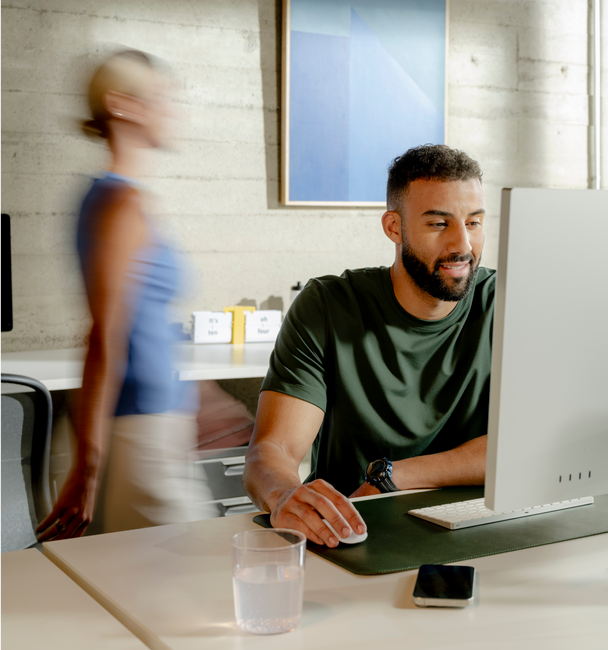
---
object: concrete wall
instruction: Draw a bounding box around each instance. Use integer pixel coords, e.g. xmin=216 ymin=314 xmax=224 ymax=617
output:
xmin=449 ymin=0 xmax=604 ymax=257
xmin=2 ymin=0 xmax=606 ymax=353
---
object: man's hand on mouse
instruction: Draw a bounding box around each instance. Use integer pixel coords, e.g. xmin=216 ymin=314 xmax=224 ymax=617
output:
xmin=269 ymin=479 xmax=366 ymax=547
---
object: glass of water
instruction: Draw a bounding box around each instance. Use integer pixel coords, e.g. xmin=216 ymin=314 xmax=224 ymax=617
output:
xmin=231 ymin=529 xmax=306 ymax=634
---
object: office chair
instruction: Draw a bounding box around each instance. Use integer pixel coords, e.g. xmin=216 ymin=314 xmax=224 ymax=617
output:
xmin=1 ymin=373 xmax=53 ymax=552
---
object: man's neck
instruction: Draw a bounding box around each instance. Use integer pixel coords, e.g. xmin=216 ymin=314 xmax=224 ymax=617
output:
xmin=389 ymin=262 xmax=458 ymax=321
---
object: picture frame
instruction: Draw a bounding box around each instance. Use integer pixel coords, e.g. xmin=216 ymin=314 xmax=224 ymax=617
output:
xmin=281 ymin=0 xmax=449 ymax=206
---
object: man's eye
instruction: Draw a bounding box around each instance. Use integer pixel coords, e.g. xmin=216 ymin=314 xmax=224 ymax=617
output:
xmin=468 ymin=221 xmax=482 ymax=228
xmin=430 ymin=222 xmax=447 ymax=229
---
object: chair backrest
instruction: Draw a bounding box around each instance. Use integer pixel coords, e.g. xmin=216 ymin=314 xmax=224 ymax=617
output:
xmin=1 ymin=374 xmax=53 ymax=552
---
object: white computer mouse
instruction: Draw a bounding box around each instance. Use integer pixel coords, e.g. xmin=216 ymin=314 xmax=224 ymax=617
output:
xmin=322 ymin=519 xmax=368 ymax=544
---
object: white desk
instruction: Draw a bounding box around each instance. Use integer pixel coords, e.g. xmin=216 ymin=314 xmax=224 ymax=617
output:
xmin=42 ymin=503 xmax=608 ymax=650
xmin=173 ymin=341 xmax=273 ymax=381
xmin=1 ymin=348 xmax=86 ymax=391
xmin=1 ymin=548 xmax=148 ymax=649
xmin=1 ymin=342 xmax=274 ymax=391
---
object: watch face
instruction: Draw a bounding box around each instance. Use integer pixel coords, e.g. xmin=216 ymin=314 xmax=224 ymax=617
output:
xmin=368 ymin=458 xmax=387 ymax=480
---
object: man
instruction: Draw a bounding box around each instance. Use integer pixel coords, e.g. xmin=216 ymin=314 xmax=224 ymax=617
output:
xmin=243 ymin=145 xmax=494 ymax=548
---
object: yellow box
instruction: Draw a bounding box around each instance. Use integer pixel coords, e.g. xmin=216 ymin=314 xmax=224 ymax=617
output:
xmin=223 ymin=306 xmax=256 ymax=344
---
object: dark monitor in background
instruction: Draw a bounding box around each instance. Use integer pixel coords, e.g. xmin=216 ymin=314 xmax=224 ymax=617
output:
xmin=2 ymin=213 xmax=13 ymax=332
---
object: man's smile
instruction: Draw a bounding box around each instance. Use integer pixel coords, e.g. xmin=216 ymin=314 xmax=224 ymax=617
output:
xmin=438 ymin=261 xmax=471 ymax=278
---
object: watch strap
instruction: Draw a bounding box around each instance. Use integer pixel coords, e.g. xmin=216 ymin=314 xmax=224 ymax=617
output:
xmin=365 ymin=458 xmax=399 ymax=493
xmin=376 ymin=475 xmax=399 ymax=493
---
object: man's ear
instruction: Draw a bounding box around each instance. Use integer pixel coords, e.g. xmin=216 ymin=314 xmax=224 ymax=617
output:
xmin=103 ymin=91 xmax=147 ymax=125
xmin=381 ymin=210 xmax=403 ymax=244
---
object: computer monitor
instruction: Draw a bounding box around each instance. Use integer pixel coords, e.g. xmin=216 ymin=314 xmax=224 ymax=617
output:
xmin=485 ymin=188 xmax=608 ymax=512
xmin=1 ymin=213 xmax=13 ymax=332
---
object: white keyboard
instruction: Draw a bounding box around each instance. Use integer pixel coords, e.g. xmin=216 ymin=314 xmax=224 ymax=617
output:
xmin=408 ymin=496 xmax=594 ymax=530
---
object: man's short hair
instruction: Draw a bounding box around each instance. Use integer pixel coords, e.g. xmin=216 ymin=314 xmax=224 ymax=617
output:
xmin=387 ymin=144 xmax=482 ymax=211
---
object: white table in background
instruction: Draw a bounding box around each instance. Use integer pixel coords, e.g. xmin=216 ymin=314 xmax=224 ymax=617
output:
xmin=173 ymin=341 xmax=273 ymax=381
xmin=1 ymin=348 xmax=85 ymax=391
xmin=1 ymin=342 xmax=274 ymax=391
xmin=42 ymin=495 xmax=608 ymax=650
xmin=1 ymin=548 xmax=148 ymax=649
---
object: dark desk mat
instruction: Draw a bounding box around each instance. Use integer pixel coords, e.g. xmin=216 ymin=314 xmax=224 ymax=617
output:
xmin=253 ymin=487 xmax=608 ymax=575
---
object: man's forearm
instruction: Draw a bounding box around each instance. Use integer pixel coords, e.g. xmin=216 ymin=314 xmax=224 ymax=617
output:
xmin=242 ymin=391 xmax=365 ymax=547
xmin=392 ymin=435 xmax=487 ymax=489
xmin=243 ymin=440 xmax=303 ymax=513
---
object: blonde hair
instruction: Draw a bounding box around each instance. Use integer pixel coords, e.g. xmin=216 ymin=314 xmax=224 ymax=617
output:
xmin=82 ymin=50 xmax=155 ymax=138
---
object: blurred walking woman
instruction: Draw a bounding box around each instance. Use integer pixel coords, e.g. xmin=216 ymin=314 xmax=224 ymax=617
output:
xmin=37 ymin=50 xmax=213 ymax=540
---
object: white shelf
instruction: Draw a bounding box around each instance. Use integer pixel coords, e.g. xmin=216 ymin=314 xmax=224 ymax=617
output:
xmin=1 ymin=342 xmax=274 ymax=391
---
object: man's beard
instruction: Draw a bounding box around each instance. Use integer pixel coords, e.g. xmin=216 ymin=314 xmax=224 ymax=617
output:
xmin=400 ymin=239 xmax=480 ymax=302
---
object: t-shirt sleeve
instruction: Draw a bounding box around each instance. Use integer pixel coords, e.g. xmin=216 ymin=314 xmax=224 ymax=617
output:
xmin=261 ymin=281 xmax=328 ymax=412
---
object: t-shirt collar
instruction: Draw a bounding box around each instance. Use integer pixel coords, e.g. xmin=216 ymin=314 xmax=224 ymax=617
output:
xmin=381 ymin=266 xmax=471 ymax=332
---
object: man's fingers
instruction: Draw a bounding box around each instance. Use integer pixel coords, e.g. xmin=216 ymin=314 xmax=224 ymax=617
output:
xmin=272 ymin=492 xmax=339 ymax=546
xmin=270 ymin=509 xmax=325 ymax=546
xmin=277 ymin=487 xmax=343 ymax=546
xmin=293 ymin=502 xmax=341 ymax=547
xmin=300 ymin=480 xmax=367 ymax=536
xmin=272 ymin=481 xmax=366 ymax=547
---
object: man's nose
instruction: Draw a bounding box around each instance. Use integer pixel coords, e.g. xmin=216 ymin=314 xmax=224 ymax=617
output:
xmin=446 ymin=223 xmax=473 ymax=256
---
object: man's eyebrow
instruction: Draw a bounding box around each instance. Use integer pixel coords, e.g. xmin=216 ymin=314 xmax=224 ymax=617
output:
xmin=422 ymin=210 xmax=452 ymax=217
xmin=421 ymin=209 xmax=486 ymax=217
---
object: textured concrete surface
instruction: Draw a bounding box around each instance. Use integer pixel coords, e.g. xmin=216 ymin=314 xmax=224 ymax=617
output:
xmin=1 ymin=0 xmax=606 ymax=353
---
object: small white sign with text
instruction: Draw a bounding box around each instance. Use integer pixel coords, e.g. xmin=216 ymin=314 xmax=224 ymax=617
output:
xmin=245 ymin=310 xmax=282 ymax=342
xmin=192 ymin=311 xmax=233 ymax=344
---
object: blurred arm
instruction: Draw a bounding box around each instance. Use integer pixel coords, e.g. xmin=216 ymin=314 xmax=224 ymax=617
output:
xmin=37 ymin=187 xmax=146 ymax=540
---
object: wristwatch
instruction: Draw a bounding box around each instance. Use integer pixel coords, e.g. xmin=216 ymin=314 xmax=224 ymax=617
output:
xmin=364 ymin=457 xmax=399 ymax=493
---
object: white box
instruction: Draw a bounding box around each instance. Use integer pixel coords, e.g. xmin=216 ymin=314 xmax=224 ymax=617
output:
xmin=192 ymin=311 xmax=233 ymax=344
xmin=244 ymin=310 xmax=282 ymax=343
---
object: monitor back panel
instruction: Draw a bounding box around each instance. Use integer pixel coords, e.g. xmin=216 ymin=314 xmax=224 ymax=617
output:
xmin=485 ymin=188 xmax=608 ymax=512
xmin=0 ymin=214 xmax=13 ymax=332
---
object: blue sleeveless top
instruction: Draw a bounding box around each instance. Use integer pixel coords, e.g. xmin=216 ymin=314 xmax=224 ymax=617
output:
xmin=77 ymin=173 xmax=190 ymax=416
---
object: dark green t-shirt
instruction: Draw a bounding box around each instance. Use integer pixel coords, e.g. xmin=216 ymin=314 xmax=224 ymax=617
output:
xmin=262 ymin=266 xmax=496 ymax=495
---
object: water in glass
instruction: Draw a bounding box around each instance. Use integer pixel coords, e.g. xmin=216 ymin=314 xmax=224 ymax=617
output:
xmin=233 ymin=563 xmax=304 ymax=634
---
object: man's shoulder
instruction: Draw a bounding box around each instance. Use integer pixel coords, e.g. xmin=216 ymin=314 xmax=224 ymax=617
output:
xmin=307 ymin=267 xmax=388 ymax=298
xmin=472 ymin=266 xmax=496 ymax=310
xmin=475 ymin=266 xmax=496 ymax=284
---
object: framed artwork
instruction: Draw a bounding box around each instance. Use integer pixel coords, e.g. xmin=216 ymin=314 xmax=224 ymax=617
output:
xmin=281 ymin=0 xmax=448 ymax=206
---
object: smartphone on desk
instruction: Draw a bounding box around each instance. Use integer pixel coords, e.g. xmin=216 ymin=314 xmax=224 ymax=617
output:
xmin=412 ymin=564 xmax=477 ymax=608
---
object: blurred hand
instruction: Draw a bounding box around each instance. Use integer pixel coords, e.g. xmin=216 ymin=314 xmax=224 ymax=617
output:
xmin=269 ymin=479 xmax=366 ymax=548
xmin=36 ymin=468 xmax=98 ymax=542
